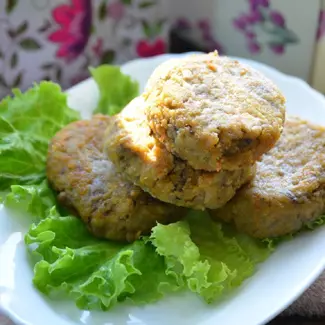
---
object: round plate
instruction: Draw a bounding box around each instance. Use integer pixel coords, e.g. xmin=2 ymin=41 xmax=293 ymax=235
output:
xmin=1 ymin=53 xmax=325 ymax=325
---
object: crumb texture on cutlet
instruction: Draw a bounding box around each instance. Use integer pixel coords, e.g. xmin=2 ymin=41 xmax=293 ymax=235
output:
xmin=104 ymin=96 xmax=256 ymax=210
xmin=46 ymin=115 xmax=183 ymax=242
xmin=144 ymin=51 xmax=286 ymax=171
xmin=210 ymin=116 xmax=325 ymax=238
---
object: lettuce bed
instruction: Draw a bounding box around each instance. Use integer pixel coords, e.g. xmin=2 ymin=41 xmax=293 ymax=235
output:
xmin=0 ymin=65 xmax=320 ymax=311
xmin=4 ymin=181 xmax=271 ymax=310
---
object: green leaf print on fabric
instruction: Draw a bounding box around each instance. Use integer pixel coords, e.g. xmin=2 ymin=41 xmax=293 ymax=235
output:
xmin=6 ymin=0 xmax=19 ymax=14
xmin=19 ymin=38 xmax=42 ymax=50
xmin=233 ymin=0 xmax=299 ymax=55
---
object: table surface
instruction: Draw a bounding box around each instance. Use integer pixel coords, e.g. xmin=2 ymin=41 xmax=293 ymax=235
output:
xmin=2 ymin=312 xmax=325 ymax=325
xmin=268 ymin=316 xmax=325 ymax=325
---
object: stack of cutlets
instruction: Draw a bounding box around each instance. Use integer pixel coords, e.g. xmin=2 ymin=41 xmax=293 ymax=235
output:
xmin=105 ymin=51 xmax=286 ymax=212
xmin=48 ymin=51 xmax=325 ymax=242
xmin=105 ymin=51 xmax=325 ymax=238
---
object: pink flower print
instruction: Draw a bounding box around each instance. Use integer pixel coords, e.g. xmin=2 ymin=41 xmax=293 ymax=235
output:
xmin=48 ymin=0 xmax=92 ymax=62
xmin=245 ymin=31 xmax=256 ymax=40
xmin=92 ymin=38 xmax=103 ymax=57
xmin=317 ymin=10 xmax=325 ymax=40
xmin=269 ymin=44 xmax=284 ymax=54
xmin=175 ymin=18 xmax=191 ymax=30
xmin=249 ymin=0 xmax=269 ymax=10
xmin=198 ymin=20 xmax=210 ymax=31
xmin=248 ymin=41 xmax=261 ymax=54
xmin=270 ymin=11 xmax=285 ymax=27
xmin=198 ymin=19 xmax=212 ymax=41
xmin=233 ymin=1 xmax=298 ymax=56
xmin=136 ymin=38 xmax=166 ymax=58
xmin=233 ymin=12 xmax=262 ymax=31
xmin=247 ymin=10 xmax=263 ymax=24
xmin=233 ymin=16 xmax=248 ymax=30
xmin=108 ymin=1 xmax=125 ymax=21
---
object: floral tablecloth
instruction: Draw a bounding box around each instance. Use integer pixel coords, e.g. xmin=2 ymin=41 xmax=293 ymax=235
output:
xmin=0 ymin=0 xmax=169 ymax=98
xmin=1 ymin=0 xmax=325 ymax=97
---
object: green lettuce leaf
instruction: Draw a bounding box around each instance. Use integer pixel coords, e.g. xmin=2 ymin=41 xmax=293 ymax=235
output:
xmin=4 ymin=180 xmax=54 ymax=220
xmin=150 ymin=210 xmax=272 ymax=303
xmin=0 ymin=82 xmax=80 ymax=190
xmin=5 ymin=182 xmax=179 ymax=310
xmin=90 ymin=65 xmax=139 ymax=115
xmin=5 ymin=181 xmax=325 ymax=311
xmin=26 ymin=212 xmax=179 ymax=310
xmin=4 ymin=182 xmax=272 ymax=310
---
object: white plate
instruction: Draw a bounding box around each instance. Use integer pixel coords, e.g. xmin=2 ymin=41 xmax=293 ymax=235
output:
xmin=1 ymin=53 xmax=325 ymax=325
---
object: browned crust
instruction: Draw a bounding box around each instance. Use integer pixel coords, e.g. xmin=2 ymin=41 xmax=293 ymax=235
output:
xmin=47 ymin=115 xmax=184 ymax=242
xmin=144 ymin=51 xmax=285 ymax=171
xmin=210 ymin=116 xmax=325 ymax=238
xmin=104 ymin=97 xmax=256 ymax=210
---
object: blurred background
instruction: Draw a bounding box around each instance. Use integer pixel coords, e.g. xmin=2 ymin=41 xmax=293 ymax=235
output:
xmin=0 ymin=0 xmax=324 ymax=98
